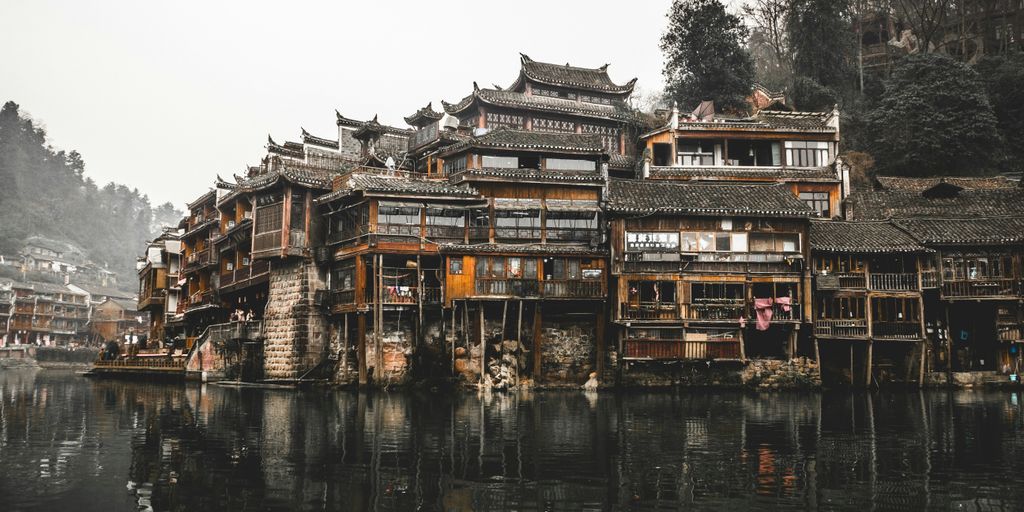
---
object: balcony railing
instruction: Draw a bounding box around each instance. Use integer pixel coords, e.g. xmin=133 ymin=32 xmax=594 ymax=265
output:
xmin=999 ymin=326 xmax=1022 ymax=342
xmin=814 ymin=318 xmax=868 ymax=338
xmin=494 ymin=228 xmax=542 ymax=242
xmin=621 ymin=302 xmax=681 ymax=320
xmin=475 ymin=279 xmax=541 ymax=297
xmin=921 ymin=270 xmax=939 ymax=288
xmin=869 ymin=273 xmax=919 ymax=291
xmin=770 ymin=301 xmax=801 ymax=321
xmin=545 ymin=228 xmax=600 ymax=243
xmin=942 ymin=278 xmax=1021 ymax=298
xmin=624 ymin=338 xmax=741 ymax=360
xmin=253 ymin=230 xmax=282 ymax=254
xmin=184 ymin=249 xmax=212 ymax=271
xmin=219 ymin=260 xmax=271 ymax=291
xmin=542 ymin=280 xmax=603 ymax=298
xmin=332 ymin=289 xmax=356 ymax=306
xmin=872 ymin=321 xmax=922 ymax=340
xmin=682 ymin=300 xmax=745 ymax=321
xmin=816 ymin=272 xmax=866 ymax=290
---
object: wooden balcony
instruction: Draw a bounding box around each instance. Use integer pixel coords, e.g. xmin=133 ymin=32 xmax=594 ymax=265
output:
xmin=872 ymin=321 xmax=923 ymax=340
xmin=921 ymin=270 xmax=939 ymax=289
xmin=545 ymin=228 xmax=600 ymax=244
xmin=621 ymin=302 xmax=680 ymax=321
xmin=137 ymin=292 xmax=165 ymax=310
xmin=624 ymin=338 xmax=741 ymax=360
xmin=770 ymin=301 xmax=801 ymax=321
xmin=218 ymin=260 xmax=271 ymax=293
xmin=999 ymin=325 xmax=1022 ymax=342
xmin=869 ymin=273 xmax=919 ymax=292
xmin=814 ymin=318 xmax=868 ymax=338
xmin=183 ymin=249 xmax=214 ymax=273
xmin=185 ymin=290 xmax=218 ymax=313
xmin=942 ymin=279 xmax=1021 ymax=299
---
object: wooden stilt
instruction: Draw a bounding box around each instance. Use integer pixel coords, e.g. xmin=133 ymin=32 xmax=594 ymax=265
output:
xmin=342 ymin=313 xmax=350 ymax=382
xmin=533 ymin=303 xmax=542 ymax=381
xmin=479 ymin=305 xmax=486 ymax=383
xmin=357 ymin=312 xmax=367 ymax=385
xmin=516 ymin=300 xmax=523 ymax=386
xmin=866 ymin=341 xmax=873 ymax=387
xmin=596 ymin=307 xmax=606 ymax=377
xmin=918 ymin=340 xmax=927 ymax=388
xmin=850 ymin=342 xmax=855 ymax=387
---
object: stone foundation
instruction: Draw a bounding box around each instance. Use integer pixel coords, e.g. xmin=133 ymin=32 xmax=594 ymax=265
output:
xmin=262 ymin=258 xmax=328 ymax=380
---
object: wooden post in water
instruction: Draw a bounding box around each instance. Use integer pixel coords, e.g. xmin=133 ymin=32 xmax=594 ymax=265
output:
xmin=479 ymin=305 xmax=486 ymax=384
xmin=866 ymin=340 xmax=873 ymax=387
xmin=533 ymin=303 xmax=543 ymax=381
xmin=357 ymin=312 xmax=367 ymax=385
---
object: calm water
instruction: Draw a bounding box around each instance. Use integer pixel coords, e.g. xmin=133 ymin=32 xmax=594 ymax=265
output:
xmin=2 ymin=370 xmax=1024 ymax=511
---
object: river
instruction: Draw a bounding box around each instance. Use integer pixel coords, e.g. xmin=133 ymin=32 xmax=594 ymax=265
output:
xmin=1 ymin=369 xmax=1023 ymax=511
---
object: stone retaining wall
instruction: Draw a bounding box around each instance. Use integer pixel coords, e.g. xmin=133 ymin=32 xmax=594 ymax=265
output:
xmin=262 ymin=258 xmax=328 ymax=379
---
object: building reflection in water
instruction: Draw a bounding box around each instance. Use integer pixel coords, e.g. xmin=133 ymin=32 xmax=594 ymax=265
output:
xmin=2 ymin=370 xmax=1024 ymax=511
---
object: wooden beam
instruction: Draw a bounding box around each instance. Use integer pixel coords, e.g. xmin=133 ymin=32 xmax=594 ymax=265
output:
xmin=357 ymin=312 xmax=367 ymax=385
xmin=866 ymin=341 xmax=873 ymax=388
xmin=918 ymin=341 xmax=927 ymax=388
xmin=479 ymin=304 xmax=486 ymax=384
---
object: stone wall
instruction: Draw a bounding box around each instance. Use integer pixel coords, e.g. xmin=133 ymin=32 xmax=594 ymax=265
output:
xmin=539 ymin=315 xmax=596 ymax=385
xmin=262 ymin=258 xmax=328 ymax=380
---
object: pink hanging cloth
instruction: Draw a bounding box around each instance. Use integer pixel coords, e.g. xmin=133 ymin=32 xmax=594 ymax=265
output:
xmin=775 ymin=296 xmax=792 ymax=312
xmin=753 ymin=298 xmax=774 ymax=331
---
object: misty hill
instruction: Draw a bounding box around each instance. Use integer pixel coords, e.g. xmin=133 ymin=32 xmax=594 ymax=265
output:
xmin=0 ymin=101 xmax=182 ymax=285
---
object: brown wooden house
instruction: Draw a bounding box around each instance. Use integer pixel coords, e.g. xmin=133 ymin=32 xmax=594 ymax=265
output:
xmin=137 ymin=229 xmax=183 ymax=342
xmin=605 ymin=179 xmax=814 ymax=370
xmin=179 ymin=190 xmax=225 ymax=343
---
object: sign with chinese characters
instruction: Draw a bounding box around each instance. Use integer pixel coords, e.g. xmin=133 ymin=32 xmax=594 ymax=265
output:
xmin=626 ymin=232 xmax=680 ymax=252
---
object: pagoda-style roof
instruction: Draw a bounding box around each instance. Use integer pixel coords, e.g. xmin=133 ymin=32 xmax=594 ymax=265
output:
xmin=810 ymin=220 xmax=930 ymax=253
xmin=892 ymin=217 xmax=1024 ymax=246
xmin=642 ymin=109 xmax=837 ymax=139
xmin=301 ymin=128 xmax=339 ymax=149
xmin=336 ymin=111 xmax=412 ymax=137
xmin=511 ymin=54 xmax=636 ymax=96
xmin=185 ymin=189 xmax=216 ymax=210
xmin=442 ymin=88 xmax=637 ymax=122
xmin=404 ymin=102 xmax=444 ymax=127
xmin=216 ymin=160 xmax=341 ymax=193
xmin=267 ymin=135 xmax=305 ymax=159
xmin=605 ymin=179 xmax=814 ymax=218
xmin=315 ymin=172 xmax=481 ymax=205
xmin=437 ymin=128 xmax=605 ymax=157
xmin=448 ymin=166 xmax=605 ymax=186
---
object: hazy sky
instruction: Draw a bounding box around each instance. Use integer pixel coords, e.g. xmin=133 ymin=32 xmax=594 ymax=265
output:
xmin=1 ymin=0 xmax=679 ymax=208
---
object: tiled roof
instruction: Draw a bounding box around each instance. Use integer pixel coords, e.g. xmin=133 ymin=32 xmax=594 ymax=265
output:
xmin=438 ymin=128 xmax=605 ymax=156
xmin=219 ymin=162 xmax=339 ymax=193
xmin=315 ymin=173 xmax=480 ymax=204
xmin=443 ymin=88 xmax=637 ymax=122
xmin=185 ymin=190 xmax=216 ymax=210
xmin=649 ymin=110 xmax=836 ymax=137
xmin=846 ymin=188 xmax=1024 ymax=220
xmin=267 ymin=135 xmax=305 ymax=159
xmin=438 ymin=243 xmax=607 ymax=256
xmin=810 ymin=220 xmax=930 ymax=253
xmin=876 ymin=175 xmax=1018 ymax=191
xmin=608 ymin=153 xmax=636 ymax=170
xmin=893 ymin=217 xmax=1024 ymax=245
xmin=449 ymin=167 xmax=605 ymax=185
xmin=605 ymin=179 xmax=814 ymax=217
xmin=754 ymin=110 xmax=832 ymax=131
xmin=650 ymin=165 xmax=839 ymax=182
xmin=301 ymin=128 xmax=339 ymax=149
xmin=335 ymin=111 xmax=411 ymax=136
xmin=404 ymin=102 xmax=444 ymax=126
xmin=515 ymin=54 xmax=636 ymax=95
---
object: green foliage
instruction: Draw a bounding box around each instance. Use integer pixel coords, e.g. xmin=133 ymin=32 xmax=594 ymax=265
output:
xmin=974 ymin=52 xmax=1024 ymax=174
xmin=791 ymin=76 xmax=838 ymax=111
xmin=864 ymin=54 xmax=1002 ymax=177
xmin=786 ymin=0 xmax=856 ymax=91
xmin=661 ymin=0 xmax=755 ymax=112
xmin=0 ymin=101 xmax=183 ymax=281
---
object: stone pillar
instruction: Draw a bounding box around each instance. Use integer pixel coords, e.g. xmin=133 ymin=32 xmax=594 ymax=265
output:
xmin=262 ymin=258 xmax=328 ymax=380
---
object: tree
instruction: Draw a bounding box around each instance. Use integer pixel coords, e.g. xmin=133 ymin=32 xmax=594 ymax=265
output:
xmin=661 ymin=0 xmax=756 ymax=112
xmin=974 ymin=52 xmax=1024 ymax=174
xmin=743 ymin=0 xmax=791 ymax=88
xmin=864 ymin=53 xmax=1001 ymax=177
xmin=787 ymin=0 xmax=857 ymax=93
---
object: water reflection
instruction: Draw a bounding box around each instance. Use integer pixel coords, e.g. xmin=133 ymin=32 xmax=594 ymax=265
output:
xmin=2 ymin=371 xmax=1024 ymax=511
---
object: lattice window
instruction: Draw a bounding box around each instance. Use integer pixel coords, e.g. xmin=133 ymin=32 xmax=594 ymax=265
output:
xmin=582 ymin=124 xmax=620 ymax=154
xmin=485 ymin=112 xmax=524 ymax=130
xmin=532 ymin=117 xmax=575 ymax=133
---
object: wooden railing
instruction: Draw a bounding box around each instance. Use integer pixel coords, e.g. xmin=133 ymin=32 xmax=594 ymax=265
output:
xmin=94 ymin=358 xmax=186 ymax=369
xmin=870 ymin=272 xmax=919 ymax=291
xmin=219 ymin=261 xmax=271 ymax=290
xmin=814 ymin=318 xmax=868 ymax=338
xmin=872 ymin=321 xmax=922 ymax=340
xmin=425 ymin=225 xmax=466 ymax=243
xmin=921 ymin=270 xmax=939 ymax=288
xmin=942 ymin=279 xmax=1021 ymax=298
xmin=184 ymin=249 xmax=212 ymax=271
xmin=623 ymin=260 xmax=682 ymax=273
xmin=542 ymin=280 xmax=603 ymax=298
xmin=475 ymin=279 xmax=541 ymax=297
xmin=332 ymin=289 xmax=356 ymax=305
xmin=999 ymin=326 xmax=1022 ymax=342
xmin=682 ymin=301 xmax=745 ymax=321
xmin=771 ymin=301 xmax=800 ymax=321
xmin=545 ymin=228 xmax=600 ymax=243
xmin=253 ymin=231 xmax=282 ymax=253
xmin=624 ymin=339 xmax=741 ymax=360
xmin=621 ymin=302 xmax=681 ymax=320
xmin=815 ymin=272 xmax=866 ymax=289
xmin=494 ymin=228 xmax=542 ymax=241
xmin=421 ymin=286 xmax=442 ymax=303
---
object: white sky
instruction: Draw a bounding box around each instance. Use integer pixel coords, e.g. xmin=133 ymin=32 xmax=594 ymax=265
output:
xmin=1 ymin=0 xmax=679 ymax=208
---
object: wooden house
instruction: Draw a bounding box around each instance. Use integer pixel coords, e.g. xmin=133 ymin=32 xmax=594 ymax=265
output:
xmin=178 ymin=190 xmax=225 ymax=341
xmin=639 ymin=104 xmax=845 ymax=218
xmin=604 ymin=179 xmax=814 ymax=366
xmin=810 ymin=220 xmax=932 ymax=385
xmin=137 ymin=229 xmax=183 ymax=342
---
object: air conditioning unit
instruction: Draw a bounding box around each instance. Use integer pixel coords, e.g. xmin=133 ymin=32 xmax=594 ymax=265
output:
xmin=313 ymin=289 xmax=330 ymax=308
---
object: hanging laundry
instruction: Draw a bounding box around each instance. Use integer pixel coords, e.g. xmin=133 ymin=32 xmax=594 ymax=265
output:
xmin=775 ymin=296 xmax=792 ymax=312
xmin=754 ymin=298 xmax=774 ymax=331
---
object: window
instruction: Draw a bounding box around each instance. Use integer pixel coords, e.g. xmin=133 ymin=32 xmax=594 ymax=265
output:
xmin=799 ymin=191 xmax=830 ymax=217
xmin=785 ymin=141 xmax=829 ymax=167
xmin=678 ymin=140 xmax=715 ymax=166
xmin=494 ymin=203 xmax=541 ymax=241
xmin=748 ymin=233 xmax=800 ymax=253
xmin=485 ymin=112 xmax=524 ymax=130
xmin=332 ymin=263 xmax=356 ymax=291
xmin=377 ymin=202 xmax=421 ymax=237
xmin=442 ymin=155 xmax=466 ymax=174
xmin=533 ymin=118 xmax=575 ymax=133
xmin=481 ymin=155 xmax=519 ymax=168
xmin=449 ymin=257 xmax=464 ymax=275
xmin=426 ymin=207 xmax=465 ymax=241
xmin=545 ymin=158 xmax=596 ymax=171
xmin=546 ymin=210 xmax=598 ymax=242
xmin=715 ymin=233 xmax=731 ymax=251
xmin=254 ymin=201 xmax=283 ymax=235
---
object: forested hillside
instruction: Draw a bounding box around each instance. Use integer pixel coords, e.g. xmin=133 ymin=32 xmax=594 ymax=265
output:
xmin=0 ymin=101 xmax=182 ymax=283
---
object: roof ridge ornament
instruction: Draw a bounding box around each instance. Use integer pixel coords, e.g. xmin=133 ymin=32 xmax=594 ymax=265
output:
xmin=520 ymin=53 xmax=532 ymax=64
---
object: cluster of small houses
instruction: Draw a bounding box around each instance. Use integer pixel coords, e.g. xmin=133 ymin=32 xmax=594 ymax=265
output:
xmin=131 ymin=54 xmax=1024 ymax=388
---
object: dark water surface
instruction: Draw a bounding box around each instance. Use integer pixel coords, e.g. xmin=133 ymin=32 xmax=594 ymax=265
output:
xmin=2 ymin=370 xmax=1024 ymax=511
